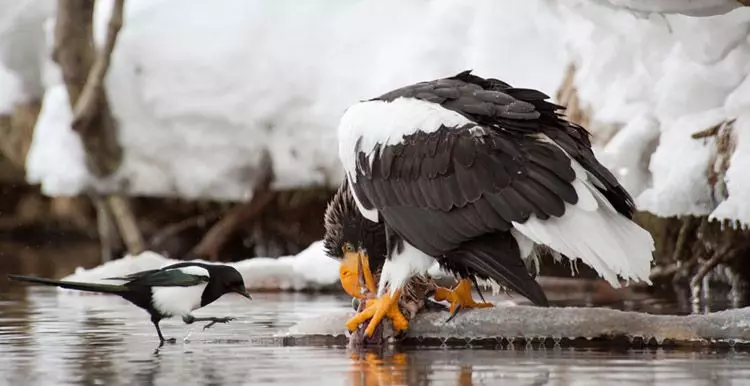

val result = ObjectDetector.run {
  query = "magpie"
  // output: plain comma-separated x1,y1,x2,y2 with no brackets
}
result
8,262,252,345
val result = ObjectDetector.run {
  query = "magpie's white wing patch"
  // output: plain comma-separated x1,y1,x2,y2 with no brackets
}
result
338,97,475,181
173,265,210,279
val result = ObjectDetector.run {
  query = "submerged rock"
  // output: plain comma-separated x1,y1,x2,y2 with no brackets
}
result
283,305,750,349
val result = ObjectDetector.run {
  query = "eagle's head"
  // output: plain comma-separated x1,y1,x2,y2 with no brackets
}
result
323,179,387,299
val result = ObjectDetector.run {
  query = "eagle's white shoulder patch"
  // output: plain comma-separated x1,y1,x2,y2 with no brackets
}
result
337,97,473,181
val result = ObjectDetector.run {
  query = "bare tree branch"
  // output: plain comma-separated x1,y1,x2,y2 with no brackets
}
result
72,0,124,133
53,0,123,177
53,0,143,257
191,150,275,260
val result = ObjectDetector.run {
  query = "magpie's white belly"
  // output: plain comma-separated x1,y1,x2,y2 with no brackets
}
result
151,284,208,317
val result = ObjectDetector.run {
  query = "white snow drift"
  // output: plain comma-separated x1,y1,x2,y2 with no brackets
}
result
555,0,750,227
17,0,567,201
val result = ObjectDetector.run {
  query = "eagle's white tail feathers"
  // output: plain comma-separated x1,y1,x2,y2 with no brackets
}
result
511,160,655,288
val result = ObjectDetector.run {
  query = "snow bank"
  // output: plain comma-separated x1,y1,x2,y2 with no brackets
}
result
594,0,744,17
10,0,750,226
0,62,20,114
556,0,750,226
0,0,55,103
23,0,567,200
59,240,342,293
285,305,750,347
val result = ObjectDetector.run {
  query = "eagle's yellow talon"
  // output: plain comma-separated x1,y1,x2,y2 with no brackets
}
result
346,290,408,336
433,279,493,313
345,304,376,331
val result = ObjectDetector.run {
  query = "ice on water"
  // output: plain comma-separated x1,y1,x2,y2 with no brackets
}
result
286,305,750,345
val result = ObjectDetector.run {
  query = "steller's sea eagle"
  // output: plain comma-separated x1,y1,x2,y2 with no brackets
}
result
323,181,444,342
334,70,655,337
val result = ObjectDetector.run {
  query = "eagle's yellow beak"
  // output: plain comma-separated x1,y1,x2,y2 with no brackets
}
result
339,250,376,299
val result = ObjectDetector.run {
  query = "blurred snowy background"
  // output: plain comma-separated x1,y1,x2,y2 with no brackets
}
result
1,0,749,297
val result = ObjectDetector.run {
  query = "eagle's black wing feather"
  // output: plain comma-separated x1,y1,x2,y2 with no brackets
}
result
349,71,634,306
351,126,573,306
450,70,635,218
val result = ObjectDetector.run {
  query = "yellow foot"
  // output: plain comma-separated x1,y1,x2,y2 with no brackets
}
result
345,290,409,336
433,279,493,315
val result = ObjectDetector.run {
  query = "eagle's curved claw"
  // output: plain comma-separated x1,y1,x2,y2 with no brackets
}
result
433,279,493,321
346,289,408,336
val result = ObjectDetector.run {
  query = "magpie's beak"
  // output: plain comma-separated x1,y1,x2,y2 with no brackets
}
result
236,288,252,300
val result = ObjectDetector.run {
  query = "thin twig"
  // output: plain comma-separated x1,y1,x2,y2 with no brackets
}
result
147,210,224,248
93,194,115,262
689,249,733,290
649,263,680,281
672,216,698,263
72,0,124,133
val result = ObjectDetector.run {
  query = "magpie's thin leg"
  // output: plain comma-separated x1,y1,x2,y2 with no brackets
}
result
182,314,235,330
152,316,176,346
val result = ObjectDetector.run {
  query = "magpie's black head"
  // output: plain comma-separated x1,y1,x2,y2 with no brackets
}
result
323,180,387,299
211,265,252,300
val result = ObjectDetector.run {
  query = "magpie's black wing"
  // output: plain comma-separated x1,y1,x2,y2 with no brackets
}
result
107,264,210,287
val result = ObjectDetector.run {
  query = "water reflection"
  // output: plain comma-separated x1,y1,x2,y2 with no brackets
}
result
2,244,750,385
346,347,750,386
348,351,410,386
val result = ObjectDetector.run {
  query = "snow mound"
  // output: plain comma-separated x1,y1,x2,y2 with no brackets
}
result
23,0,567,201
285,305,750,347
59,241,342,293
0,62,21,114
557,0,750,226
593,0,744,17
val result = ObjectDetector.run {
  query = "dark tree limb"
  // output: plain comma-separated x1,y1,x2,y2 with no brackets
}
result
191,150,275,260
90,192,120,262
672,216,699,263
53,0,144,256
53,0,123,176
107,194,144,254
72,0,124,133
147,210,224,250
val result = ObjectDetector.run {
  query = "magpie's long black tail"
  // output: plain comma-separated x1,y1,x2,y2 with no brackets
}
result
7,274,129,294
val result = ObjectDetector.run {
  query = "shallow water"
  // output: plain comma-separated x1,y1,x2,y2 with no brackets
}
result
2,288,750,386
1,241,750,386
